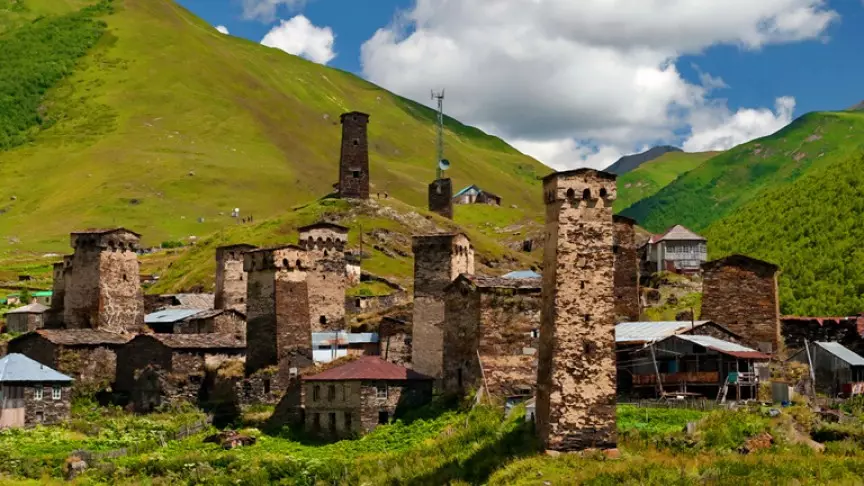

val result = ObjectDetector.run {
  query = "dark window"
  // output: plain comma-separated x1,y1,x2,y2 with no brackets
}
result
352,170,361,179
319,316,327,326
355,299,362,308
313,385,321,401
263,378,271,394
566,188,575,199
35,411,43,423
328,385,336,400
582,188,591,199
353,138,359,146
378,411,389,424
122,274,128,282
313,413,321,431
296,259,302,269
345,412,352,431
457,368,463,388
599,188,608,198
329,412,337,433
584,314,591,323
283,258,289,268
580,281,585,289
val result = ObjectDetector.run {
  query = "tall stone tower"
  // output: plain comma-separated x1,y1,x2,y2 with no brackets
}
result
536,169,618,452
45,255,72,328
298,222,349,331
613,215,640,322
338,112,370,199
215,244,257,312
63,229,145,333
244,245,313,375
428,178,453,219
411,233,474,379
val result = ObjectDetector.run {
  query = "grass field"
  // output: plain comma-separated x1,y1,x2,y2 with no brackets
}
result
613,151,719,212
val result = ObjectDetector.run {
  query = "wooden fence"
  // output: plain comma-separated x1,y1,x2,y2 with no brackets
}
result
68,418,211,465
620,399,728,411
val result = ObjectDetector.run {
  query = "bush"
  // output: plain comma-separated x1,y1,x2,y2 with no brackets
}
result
160,240,184,249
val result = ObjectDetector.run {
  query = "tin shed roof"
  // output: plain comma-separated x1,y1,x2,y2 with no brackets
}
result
0,354,73,383
145,309,205,324
815,342,864,366
502,270,542,279
303,356,432,381
615,321,711,344
675,335,770,359
6,302,50,314
312,332,379,347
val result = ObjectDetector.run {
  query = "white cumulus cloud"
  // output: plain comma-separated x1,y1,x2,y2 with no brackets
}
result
215,25,229,35
261,15,336,65
360,0,838,169
683,97,796,152
241,0,305,22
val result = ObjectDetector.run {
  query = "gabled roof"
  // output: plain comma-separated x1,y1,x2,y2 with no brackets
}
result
814,342,864,366
27,329,133,346
674,335,770,360
648,225,705,244
615,321,713,344
141,333,245,350
298,222,349,233
303,356,432,381
6,302,50,314
454,185,481,198
0,354,73,383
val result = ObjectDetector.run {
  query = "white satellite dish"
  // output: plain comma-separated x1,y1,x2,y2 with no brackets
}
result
439,159,450,171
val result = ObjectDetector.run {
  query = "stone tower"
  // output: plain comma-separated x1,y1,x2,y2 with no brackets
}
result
613,215,640,322
701,255,781,353
244,245,313,375
45,255,72,328
428,178,453,219
411,233,474,379
298,222,349,331
63,229,145,333
215,244,257,312
338,112,370,199
536,169,618,452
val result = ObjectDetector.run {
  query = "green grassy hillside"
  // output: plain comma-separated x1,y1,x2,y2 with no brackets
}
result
613,151,719,212
621,111,864,233
706,153,864,316
0,0,548,253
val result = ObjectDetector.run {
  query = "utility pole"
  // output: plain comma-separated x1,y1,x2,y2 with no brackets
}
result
431,89,445,179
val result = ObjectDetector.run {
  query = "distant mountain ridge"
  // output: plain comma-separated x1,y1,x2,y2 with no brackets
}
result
849,101,864,111
605,145,682,175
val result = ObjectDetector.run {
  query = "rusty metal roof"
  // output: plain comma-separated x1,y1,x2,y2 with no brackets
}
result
303,356,432,381
675,335,770,360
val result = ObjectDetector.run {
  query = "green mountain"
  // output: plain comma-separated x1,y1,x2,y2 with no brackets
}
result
621,111,864,233
0,0,548,255
613,150,719,212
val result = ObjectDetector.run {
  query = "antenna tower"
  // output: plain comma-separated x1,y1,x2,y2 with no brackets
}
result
431,89,445,179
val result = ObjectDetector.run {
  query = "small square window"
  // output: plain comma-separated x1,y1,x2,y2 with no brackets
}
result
376,385,388,399
352,170,361,179
34,385,43,401
328,385,336,400
52,385,61,400
313,385,321,402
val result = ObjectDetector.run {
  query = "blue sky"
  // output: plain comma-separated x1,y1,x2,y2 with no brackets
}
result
177,0,864,169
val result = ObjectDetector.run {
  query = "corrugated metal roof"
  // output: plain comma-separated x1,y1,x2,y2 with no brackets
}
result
145,309,205,324
453,185,481,198
815,342,864,366
502,270,542,279
312,332,379,347
616,321,710,343
675,335,770,359
0,354,73,383
303,356,432,381
6,302,50,314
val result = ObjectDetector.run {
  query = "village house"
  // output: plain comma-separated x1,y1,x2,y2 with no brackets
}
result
4,302,49,333
312,332,379,363
2,291,53,307
442,274,541,400
782,315,864,355
116,333,245,412
643,224,707,274
8,329,131,393
790,342,864,397
378,317,412,367
144,308,245,339
452,185,502,206
302,356,433,439
0,354,73,428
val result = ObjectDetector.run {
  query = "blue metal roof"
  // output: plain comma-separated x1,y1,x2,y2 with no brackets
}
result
502,270,541,279
145,308,205,324
0,354,73,383
453,185,481,198
815,342,864,366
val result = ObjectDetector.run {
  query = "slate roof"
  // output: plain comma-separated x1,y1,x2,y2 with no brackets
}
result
303,356,432,381
502,270,542,279
674,335,770,360
0,354,73,383
615,321,712,344
30,329,132,346
649,224,705,244
144,333,245,350
168,293,215,309
145,309,204,324
814,342,864,366
6,302,50,314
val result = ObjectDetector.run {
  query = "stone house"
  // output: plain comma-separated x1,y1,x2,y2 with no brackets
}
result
701,254,781,354
378,317,412,367
790,342,864,397
5,303,49,333
644,224,707,274
144,308,246,339
2,291,53,307
8,329,131,393
116,333,245,412
144,293,216,314
452,185,502,206
0,354,73,428
312,332,379,363
302,356,432,439
781,315,864,355
441,274,541,399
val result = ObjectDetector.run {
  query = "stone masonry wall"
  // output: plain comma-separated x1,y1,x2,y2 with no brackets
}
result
56,346,119,393
215,245,256,312
24,385,71,426
98,249,145,332
782,317,864,355
478,291,540,397
701,257,780,353
378,319,412,367
442,284,482,395
338,112,370,199
304,380,363,438
45,259,69,328
536,170,618,452
411,234,474,379
613,216,640,322
428,178,453,219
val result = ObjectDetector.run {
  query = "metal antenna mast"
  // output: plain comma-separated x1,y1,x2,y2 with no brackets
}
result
431,89,445,179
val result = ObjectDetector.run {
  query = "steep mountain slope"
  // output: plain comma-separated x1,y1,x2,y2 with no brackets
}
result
0,0,548,252
613,150,718,212
605,145,682,175
621,111,864,233
706,153,864,316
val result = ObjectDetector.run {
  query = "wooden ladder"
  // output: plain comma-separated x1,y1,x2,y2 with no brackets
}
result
717,378,730,404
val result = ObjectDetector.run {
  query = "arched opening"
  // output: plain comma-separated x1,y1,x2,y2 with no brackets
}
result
283,258,289,269
566,188,575,199
582,188,591,200
323,250,329,257
599,188,608,198
296,259,302,269
319,316,327,326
